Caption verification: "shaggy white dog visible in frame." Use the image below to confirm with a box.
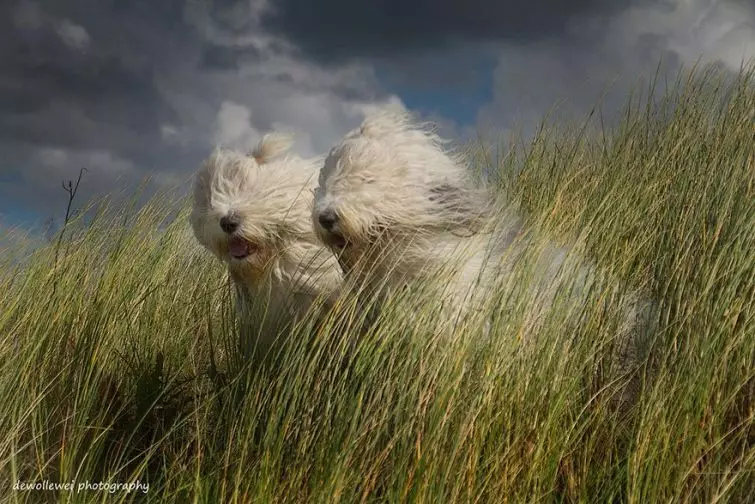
[313,110,656,406]
[313,110,527,315]
[191,134,342,355]
[313,112,493,305]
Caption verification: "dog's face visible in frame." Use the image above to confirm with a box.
[190,141,316,283]
[313,112,487,273]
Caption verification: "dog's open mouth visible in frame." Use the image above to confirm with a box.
[328,232,347,250]
[228,236,256,259]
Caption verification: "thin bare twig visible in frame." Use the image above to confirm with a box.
[52,167,87,296]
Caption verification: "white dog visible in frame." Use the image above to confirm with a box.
[313,112,498,308]
[314,111,655,407]
[191,134,342,356]
[312,111,530,316]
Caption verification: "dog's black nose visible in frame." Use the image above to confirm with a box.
[318,209,339,231]
[219,214,240,234]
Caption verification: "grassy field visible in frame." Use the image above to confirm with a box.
[1,66,753,503]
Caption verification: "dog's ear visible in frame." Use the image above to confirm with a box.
[249,133,294,165]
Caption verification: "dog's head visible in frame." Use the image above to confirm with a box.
[190,134,320,283]
[313,111,490,272]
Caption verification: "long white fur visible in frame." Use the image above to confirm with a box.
[191,133,342,355]
[314,110,656,407]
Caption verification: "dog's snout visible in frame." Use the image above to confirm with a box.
[318,209,339,231]
[219,214,240,234]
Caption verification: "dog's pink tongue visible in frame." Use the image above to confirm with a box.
[228,237,250,258]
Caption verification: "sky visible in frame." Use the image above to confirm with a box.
[1,0,753,231]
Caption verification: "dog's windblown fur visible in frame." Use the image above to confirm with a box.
[191,134,342,355]
[314,110,656,407]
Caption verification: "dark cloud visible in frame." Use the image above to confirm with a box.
[201,44,255,70]
[0,0,184,166]
[1,0,751,226]
[0,0,397,221]
[260,0,638,62]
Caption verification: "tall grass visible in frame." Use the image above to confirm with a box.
[1,66,753,503]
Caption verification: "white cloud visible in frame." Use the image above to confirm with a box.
[208,92,405,158]
[183,0,404,145]
[478,0,755,135]
[613,0,755,71]
[157,9,405,161]
[212,101,262,150]
[28,147,139,194]
[55,19,91,51]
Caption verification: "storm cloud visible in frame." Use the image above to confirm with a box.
[259,0,642,62]
[0,0,399,222]
[0,0,752,227]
